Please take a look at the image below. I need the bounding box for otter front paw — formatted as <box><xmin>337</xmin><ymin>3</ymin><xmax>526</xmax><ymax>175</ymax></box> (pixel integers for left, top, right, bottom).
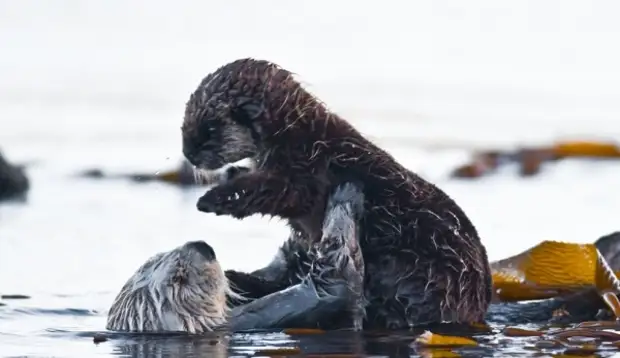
<box><xmin>214</xmin><ymin>165</ymin><xmax>252</xmax><ymax>186</ymax></box>
<box><xmin>197</xmin><ymin>185</ymin><xmax>250</xmax><ymax>218</ymax></box>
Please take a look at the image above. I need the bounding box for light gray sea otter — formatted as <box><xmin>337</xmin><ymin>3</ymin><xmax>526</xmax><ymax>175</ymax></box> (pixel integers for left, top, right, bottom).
<box><xmin>106</xmin><ymin>182</ymin><xmax>366</xmax><ymax>333</ymax></box>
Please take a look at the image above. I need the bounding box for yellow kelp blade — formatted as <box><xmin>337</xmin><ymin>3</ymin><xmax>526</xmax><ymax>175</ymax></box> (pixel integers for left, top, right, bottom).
<box><xmin>552</xmin><ymin>140</ymin><xmax>620</xmax><ymax>159</ymax></box>
<box><xmin>415</xmin><ymin>331</ymin><xmax>478</xmax><ymax>347</ymax></box>
<box><xmin>491</xmin><ymin>241</ymin><xmax>620</xmax><ymax>302</ymax></box>
<box><xmin>156</xmin><ymin>170</ymin><xmax>181</xmax><ymax>184</ymax></box>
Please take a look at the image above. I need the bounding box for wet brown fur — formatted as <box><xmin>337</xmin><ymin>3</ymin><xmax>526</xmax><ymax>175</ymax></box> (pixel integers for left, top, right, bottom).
<box><xmin>182</xmin><ymin>58</ymin><xmax>492</xmax><ymax>328</ymax></box>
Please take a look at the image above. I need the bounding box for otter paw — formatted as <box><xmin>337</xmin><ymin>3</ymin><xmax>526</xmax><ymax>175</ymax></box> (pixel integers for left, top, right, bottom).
<box><xmin>196</xmin><ymin>186</ymin><xmax>248</xmax><ymax>216</ymax></box>
<box><xmin>215</xmin><ymin>165</ymin><xmax>252</xmax><ymax>186</ymax></box>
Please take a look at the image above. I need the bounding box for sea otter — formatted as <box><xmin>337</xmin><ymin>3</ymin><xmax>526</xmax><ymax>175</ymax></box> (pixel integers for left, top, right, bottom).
<box><xmin>181</xmin><ymin>58</ymin><xmax>492</xmax><ymax>329</ymax></box>
<box><xmin>106</xmin><ymin>182</ymin><xmax>366</xmax><ymax>332</ymax></box>
<box><xmin>0</xmin><ymin>149</ymin><xmax>29</xmax><ymax>201</ymax></box>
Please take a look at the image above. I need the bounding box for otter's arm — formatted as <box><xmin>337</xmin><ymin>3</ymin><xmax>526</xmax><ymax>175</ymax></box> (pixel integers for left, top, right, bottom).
<box><xmin>227</xmin><ymin>182</ymin><xmax>366</xmax><ymax>331</ymax></box>
<box><xmin>213</xmin><ymin>166</ymin><xmax>313</xmax><ymax>301</ymax></box>
<box><xmin>196</xmin><ymin>171</ymin><xmax>324</xmax><ymax>219</ymax></box>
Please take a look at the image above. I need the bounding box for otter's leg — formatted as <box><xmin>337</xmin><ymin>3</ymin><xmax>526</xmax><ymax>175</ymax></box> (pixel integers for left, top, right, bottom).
<box><xmin>309</xmin><ymin>182</ymin><xmax>366</xmax><ymax>331</ymax></box>
<box><xmin>224</xmin><ymin>231</ymin><xmax>313</xmax><ymax>306</ymax></box>
<box><xmin>486</xmin><ymin>288</ymin><xmax>611</xmax><ymax>324</ymax></box>
<box><xmin>249</xmin><ymin>232</ymin><xmax>312</xmax><ymax>284</ymax></box>
<box><xmin>196</xmin><ymin>172</ymin><xmax>323</xmax><ymax>219</ymax></box>
<box><xmin>227</xmin><ymin>182</ymin><xmax>365</xmax><ymax>331</ymax></box>
<box><xmin>224</xmin><ymin>270</ymin><xmax>290</xmax><ymax>305</ymax></box>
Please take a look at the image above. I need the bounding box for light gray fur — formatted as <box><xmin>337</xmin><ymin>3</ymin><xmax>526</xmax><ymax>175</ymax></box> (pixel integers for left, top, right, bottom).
<box><xmin>106</xmin><ymin>241</ymin><xmax>241</xmax><ymax>334</ymax></box>
<box><xmin>310</xmin><ymin>182</ymin><xmax>366</xmax><ymax>330</ymax></box>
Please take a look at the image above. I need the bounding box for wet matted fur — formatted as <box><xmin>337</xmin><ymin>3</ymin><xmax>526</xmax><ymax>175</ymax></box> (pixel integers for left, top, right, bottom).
<box><xmin>181</xmin><ymin>58</ymin><xmax>493</xmax><ymax>328</ymax></box>
<box><xmin>227</xmin><ymin>182</ymin><xmax>367</xmax><ymax>330</ymax></box>
<box><xmin>106</xmin><ymin>240</ymin><xmax>235</xmax><ymax>333</ymax></box>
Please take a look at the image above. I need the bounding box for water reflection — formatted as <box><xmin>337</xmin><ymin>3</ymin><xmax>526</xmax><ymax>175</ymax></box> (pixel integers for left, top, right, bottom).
<box><xmin>93</xmin><ymin>330</ymin><xmax>495</xmax><ymax>358</ymax></box>
<box><xmin>108</xmin><ymin>334</ymin><xmax>229</xmax><ymax>358</ymax></box>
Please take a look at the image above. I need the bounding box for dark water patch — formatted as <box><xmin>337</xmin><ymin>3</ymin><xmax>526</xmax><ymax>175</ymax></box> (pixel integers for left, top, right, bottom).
<box><xmin>1</xmin><ymin>294</ymin><xmax>31</xmax><ymax>300</ymax></box>
<box><xmin>51</xmin><ymin>291</ymin><xmax>112</xmax><ymax>298</ymax></box>
<box><xmin>0</xmin><ymin>307</ymin><xmax>100</xmax><ymax>319</ymax></box>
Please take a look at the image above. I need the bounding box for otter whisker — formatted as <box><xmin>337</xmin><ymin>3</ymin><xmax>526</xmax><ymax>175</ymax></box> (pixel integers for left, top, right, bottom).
<box><xmin>192</xmin><ymin>166</ymin><xmax>221</xmax><ymax>186</ymax></box>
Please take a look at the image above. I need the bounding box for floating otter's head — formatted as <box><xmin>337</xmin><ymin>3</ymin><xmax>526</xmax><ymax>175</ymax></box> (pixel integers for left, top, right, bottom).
<box><xmin>181</xmin><ymin>58</ymin><xmax>311</xmax><ymax>171</ymax></box>
<box><xmin>106</xmin><ymin>240</ymin><xmax>237</xmax><ymax>334</ymax></box>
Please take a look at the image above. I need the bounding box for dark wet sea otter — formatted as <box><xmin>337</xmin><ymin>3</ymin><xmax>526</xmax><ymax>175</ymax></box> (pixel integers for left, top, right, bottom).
<box><xmin>181</xmin><ymin>58</ymin><xmax>492</xmax><ymax>328</ymax></box>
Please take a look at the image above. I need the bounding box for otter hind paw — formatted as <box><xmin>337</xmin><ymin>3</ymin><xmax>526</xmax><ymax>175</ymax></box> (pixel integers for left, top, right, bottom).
<box><xmin>319</xmin><ymin>182</ymin><xmax>367</xmax><ymax>331</ymax></box>
<box><xmin>326</xmin><ymin>182</ymin><xmax>365</xmax><ymax>220</ymax></box>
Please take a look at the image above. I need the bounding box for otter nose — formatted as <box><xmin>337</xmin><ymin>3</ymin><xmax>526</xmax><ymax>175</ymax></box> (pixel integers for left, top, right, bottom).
<box><xmin>187</xmin><ymin>240</ymin><xmax>216</xmax><ymax>261</ymax></box>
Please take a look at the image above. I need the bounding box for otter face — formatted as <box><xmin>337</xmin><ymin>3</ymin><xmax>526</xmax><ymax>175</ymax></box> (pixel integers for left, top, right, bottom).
<box><xmin>182</xmin><ymin>58</ymin><xmax>290</xmax><ymax>171</ymax></box>
<box><xmin>106</xmin><ymin>240</ymin><xmax>234</xmax><ymax>333</ymax></box>
<box><xmin>182</xmin><ymin>94</ymin><xmax>260</xmax><ymax>171</ymax></box>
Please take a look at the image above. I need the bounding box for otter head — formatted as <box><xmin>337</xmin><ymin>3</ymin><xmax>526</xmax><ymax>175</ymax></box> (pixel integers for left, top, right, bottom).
<box><xmin>181</xmin><ymin>60</ymin><xmax>266</xmax><ymax>172</ymax></box>
<box><xmin>181</xmin><ymin>58</ymin><xmax>306</xmax><ymax>171</ymax></box>
<box><xmin>106</xmin><ymin>240</ymin><xmax>236</xmax><ymax>334</ymax></box>
<box><xmin>181</xmin><ymin>96</ymin><xmax>260</xmax><ymax>171</ymax></box>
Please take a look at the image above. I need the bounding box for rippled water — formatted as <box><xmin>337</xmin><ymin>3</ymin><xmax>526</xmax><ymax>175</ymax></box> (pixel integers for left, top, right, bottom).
<box><xmin>1</xmin><ymin>0</ymin><xmax>620</xmax><ymax>356</ymax></box>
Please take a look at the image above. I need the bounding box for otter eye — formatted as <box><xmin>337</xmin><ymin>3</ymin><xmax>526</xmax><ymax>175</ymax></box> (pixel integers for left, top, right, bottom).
<box><xmin>199</xmin><ymin>119</ymin><xmax>222</xmax><ymax>137</ymax></box>
<box><xmin>172</xmin><ymin>275</ymin><xmax>187</xmax><ymax>285</ymax></box>
<box><xmin>172</xmin><ymin>267</ymin><xmax>188</xmax><ymax>285</ymax></box>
